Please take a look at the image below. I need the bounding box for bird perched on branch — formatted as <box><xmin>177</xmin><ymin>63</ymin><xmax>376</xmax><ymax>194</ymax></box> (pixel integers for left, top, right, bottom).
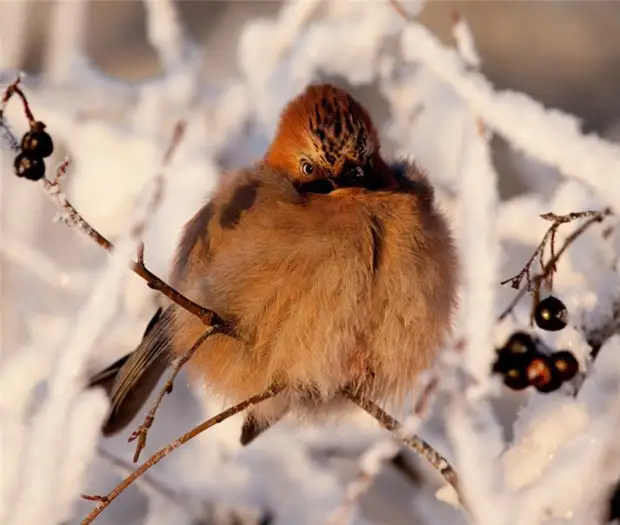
<box><xmin>90</xmin><ymin>83</ymin><xmax>458</xmax><ymax>445</ymax></box>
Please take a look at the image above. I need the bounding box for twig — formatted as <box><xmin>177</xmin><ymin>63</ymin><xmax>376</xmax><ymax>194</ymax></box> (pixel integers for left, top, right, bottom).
<box><xmin>97</xmin><ymin>447</ymin><xmax>271</xmax><ymax>524</ymax></box>
<box><xmin>344</xmin><ymin>390</ymin><xmax>459</xmax><ymax>493</ymax></box>
<box><xmin>500</xmin><ymin>210</ymin><xmax>605</xmax><ymax>291</ymax></box>
<box><xmin>1</xmin><ymin>77</ymin><xmax>224</xmax><ymax>328</ymax></box>
<box><xmin>97</xmin><ymin>448</ymin><xmax>187</xmax><ymax>507</ymax></box>
<box><xmin>330</xmin><ymin>374</ymin><xmax>443</xmax><ymax>525</ymax></box>
<box><xmin>128</xmin><ymin>326</ymin><xmax>221</xmax><ymax>463</ymax></box>
<box><xmin>387</xmin><ymin>0</ymin><xmax>413</xmax><ymax>21</ymax></box>
<box><xmin>80</xmin><ymin>387</ymin><xmax>283</xmax><ymax>525</ymax></box>
<box><xmin>0</xmin><ymin>76</ymin><xmax>35</xmax><ymax>124</ymax></box>
<box><xmin>498</xmin><ymin>208</ymin><xmax>613</xmax><ymax>321</ymax></box>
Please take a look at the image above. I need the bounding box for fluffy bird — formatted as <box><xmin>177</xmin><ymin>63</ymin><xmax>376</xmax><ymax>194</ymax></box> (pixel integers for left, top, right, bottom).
<box><xmin>90</xmin><ymin>84</ymin><xmax>458</xmax><ymax>445</ymax></box>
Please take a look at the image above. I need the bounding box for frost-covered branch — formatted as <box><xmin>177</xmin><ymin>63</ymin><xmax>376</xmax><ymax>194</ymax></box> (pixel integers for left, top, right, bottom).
<box><xmin>395</xmin><ymin>8</ymin><xmax>620</xmax><ymax>211</ymax></box>
<box><xmin>1</xmin><ymin>79</ymin><xmax>224</xmax><ymax>327</ymax></box>
<box><xmin>456</xmin><ymin>118</ymin><xmax>499</xmax><ymax>389</ymax></box>
<box><xmin>3</xmin><ymin>94</ymin><xmax>171</xmax><ymax>524</ymax></box>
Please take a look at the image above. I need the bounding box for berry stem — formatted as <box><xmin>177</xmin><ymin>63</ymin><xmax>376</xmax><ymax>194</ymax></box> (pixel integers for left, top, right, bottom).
<box><xmin>1</xmin><ymin>77</ymin><xmax>36</xmax><ymax>126</ymax></box>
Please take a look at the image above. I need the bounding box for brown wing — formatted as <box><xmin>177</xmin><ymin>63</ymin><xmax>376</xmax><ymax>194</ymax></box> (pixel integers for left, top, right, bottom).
<box><xmin>88</xmin><ymin>306</ymin><xmax>174</xmax><ymax>436</ymax></box>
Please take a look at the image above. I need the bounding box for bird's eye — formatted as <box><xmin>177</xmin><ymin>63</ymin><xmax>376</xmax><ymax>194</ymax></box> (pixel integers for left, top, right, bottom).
<box><xmin>300</xmin><ymin>161</ymin><xmax>314</xmax><ymax>177</ymax></box>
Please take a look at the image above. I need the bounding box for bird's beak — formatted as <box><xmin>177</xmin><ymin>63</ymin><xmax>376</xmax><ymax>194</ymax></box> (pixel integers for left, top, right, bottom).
<box><xmin>334</xmin><ymin>161</ymin><xmax>375</xmax><ymax>190</ymax></box>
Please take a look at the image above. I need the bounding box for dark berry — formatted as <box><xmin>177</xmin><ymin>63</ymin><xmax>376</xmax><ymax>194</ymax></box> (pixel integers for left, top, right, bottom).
<box><xmin>493</xmin><ymin>347</ymin><xmax>528</xmax><ymax>374</ymax></box>
<box><xmin>504</xmin><ymin>331</ymin><xmax>538</xmax><ymax>355</ymax></box>
<box><xmin>503</xmin><ymin>366</ymin><xmax>530</xmax><ymax>390</ymax></box>
<box><xmin>14</xmin><ymin>152</ymin><xmax>45</xmax><ymax>181</ymax></box>
<box><xmin>534</xmin><ymin>296</ymin><xmax>568</xmax><ymax>332</ymax></box>
<box><xmin>492</xmin><ymin>331</ymin><xmax>538</xmax><ymax>373</ymax></box>
<box><xmin>21</xmin><ymin>121</ymin><xmax>54</xmax><ymax>158</ymax></box>
<box><xmin>551</xmin><ymin>350</ymin><xmax>579</xmax><ymax>382</ymax></box>
<box><xmin>526</xmin><ymin>355</ymin><xmax>562</xmax><ymax>393</ymax></box>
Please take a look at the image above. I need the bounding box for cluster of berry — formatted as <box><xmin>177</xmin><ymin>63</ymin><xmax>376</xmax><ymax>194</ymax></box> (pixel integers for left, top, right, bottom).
<box><xmin>13</xmin><ymin>121</ymin><xmax>54</xmax><ymax>181</ymax></box>
<box><xmin>493</xmin><ymin>296</ymin><xmax>578</xmax><ymax>393</ymax></box>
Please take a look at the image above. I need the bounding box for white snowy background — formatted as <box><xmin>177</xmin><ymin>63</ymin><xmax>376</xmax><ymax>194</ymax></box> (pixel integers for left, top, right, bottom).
<box><xmin>1</xmin><ymin>1</ymin><xmax>620</xmax><ymax>525</ymax></box>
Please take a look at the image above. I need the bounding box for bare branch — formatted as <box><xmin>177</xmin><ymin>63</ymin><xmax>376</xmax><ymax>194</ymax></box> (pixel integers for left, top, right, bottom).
<box><xmin>80</xmin><ymin>387</ymin><xmax>283</xmax><ymax>525</ymax></box>
<box><xmin>498</xmin><ymin>208</ymin><xmax>613</xmax><ymax>321</ymax></box>
<box><xmin>128</xmin><ymin>326</ymin><xmax>221</xmax><ymax>463</ymax></box>
<box><xmin>344</xmin><ymin>390</ymin><xmax>459</xmax><ymax>494</ymax></box>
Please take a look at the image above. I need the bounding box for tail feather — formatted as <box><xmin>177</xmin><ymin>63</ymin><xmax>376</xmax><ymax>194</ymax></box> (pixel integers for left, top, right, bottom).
<box><xmin>88</xmin><ymin>306</ymin><xmax>174</xmax><ymax>436</ymax></box>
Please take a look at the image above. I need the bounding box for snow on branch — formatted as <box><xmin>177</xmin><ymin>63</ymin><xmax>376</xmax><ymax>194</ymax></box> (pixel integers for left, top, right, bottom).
<box><xmin>3</xmin><ymin>2</ymin><xmax>620</xmax><ymax>525</ymax></box>
<box><xmin>400</xmin><ymin>22</ymin><xmax>620</xmax><ymax>211</ymax></box>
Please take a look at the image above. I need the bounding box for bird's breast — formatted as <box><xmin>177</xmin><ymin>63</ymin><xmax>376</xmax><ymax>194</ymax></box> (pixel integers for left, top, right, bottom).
<box><xmin>174</xmin><ymin>186</ymin><xmax>454</xmax><ymax>406</ymax></box>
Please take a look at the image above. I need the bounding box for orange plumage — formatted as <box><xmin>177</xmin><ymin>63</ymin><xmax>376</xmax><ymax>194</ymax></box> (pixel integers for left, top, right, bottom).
<box><xmin>89</xmin><ymin>83</ymin><xmax>458</xmax><ymax>444</ymax></box>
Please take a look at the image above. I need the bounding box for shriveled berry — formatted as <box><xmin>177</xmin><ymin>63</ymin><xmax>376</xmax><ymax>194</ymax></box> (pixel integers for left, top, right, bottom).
<box><xmin>526</xmin><ymin>355</ymin><xmax>562</xmax><ymax>393</ymax></box>
<box><xmin>21</xmin><ymin>121</ymin><xmax>54</xmax><ymax>158</ymax></box>
<box><xmin>14</xmin><ymin>152</ymin><xmax>45</xmax><ymax>181</ymax></box>
<box><xmin>551</xmin><ymin>350</ymin><xmax>579</xmax><ymax>382</ymax></box>
<box><xmin>534</xmin><ymin>296</ymin><xmax>568</xmax><ymax>332</ymax></box>
<box><xmin>503</xmin><ymin>366</ymin><xmax>530</xmax><ymax>390</ymax></box>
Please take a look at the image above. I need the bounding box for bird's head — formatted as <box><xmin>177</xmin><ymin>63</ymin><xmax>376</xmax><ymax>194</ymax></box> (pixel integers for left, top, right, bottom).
<box><xmin>265</xmin><ymin>84</ymin><xmax>393</xmax><ymax>194</ymax></box>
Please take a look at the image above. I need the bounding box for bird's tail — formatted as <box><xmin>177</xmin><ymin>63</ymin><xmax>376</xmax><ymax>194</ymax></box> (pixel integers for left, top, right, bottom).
<box><xmin>88</xmin><ymin>306</ymin><xmax>173</xmax><ymax>436</ymax></box>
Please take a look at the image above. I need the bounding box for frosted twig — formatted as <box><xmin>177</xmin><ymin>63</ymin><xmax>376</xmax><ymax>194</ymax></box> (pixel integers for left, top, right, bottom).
<box><xmin>451</xmin><ymin>12</ymin><xmax>481</xmax><ymax>68</ymax></box>
<box><xmin>80</xmin><ymin>387</ymin><xmax>283</xmax><ymax>525</ymax></box>
<box><xmin>4</xmin><ymin>93</ymin><xmax>174</xmax><ymax>523</ymax></box>
<box><xmin>391</xmin><ymin>2</ymin><xmax>620</xmax><ymax>210</ymax></box>
<box><xmin>498</xmin><ymin>208</ymin><xmax>613</xmax><ymax>321</ymax></box>
<box><xmin>1</xmin><ymin>78</ymin><xmax>223</xmax><ymax>327</ymax></box>
<box><xmin>128</xmin><ymin>325</ymin><xmax>222</xmax><ymax>463</ymax></box>
<box><xmin>458</xmin><ymin>116</ymin><xmax>499</xmax><ymax>387</ymax></box>
<box><xmin>143</xmin><ymin>0</ymin><xmax>189</xmax><ymax>72</ymax></box>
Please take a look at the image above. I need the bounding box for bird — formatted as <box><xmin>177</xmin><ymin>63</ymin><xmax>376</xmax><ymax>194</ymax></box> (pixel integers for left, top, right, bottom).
<box><xmin>89</xmin><ymin>83</ymin><xmax>459</xmax><ymax>446</ymax></box>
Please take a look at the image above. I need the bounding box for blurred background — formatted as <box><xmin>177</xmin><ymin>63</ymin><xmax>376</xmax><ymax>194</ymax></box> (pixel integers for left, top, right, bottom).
<box><xmin>2</xmin><ymin>2</ymin><xmax>620</xmax><ymax>525</ymax></box>
<box><xmin>5</xmin><ymin>0</ymin><xmax>620</xmax><ymax>192</ymax></box>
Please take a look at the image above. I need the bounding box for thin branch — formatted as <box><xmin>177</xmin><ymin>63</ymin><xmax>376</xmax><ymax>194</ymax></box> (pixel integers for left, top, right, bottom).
<box><xmin>97</xmin><ymin>448</ymin><xmax>188</xmax><ymax>507</ymax></box>
<box><xmin>500</xmin><ymin>210</ymin><xmax>606</xmax><ymax>291</ymax></box>
<box><xmin>1</xmin><ymin>77</ymin><xmax>224</xmax><ymax>328</ymax></box>
<box><xmin>344</xmin><ymin>390</ymin><xmax>459</xmax><ymax>493</ymax></box>
<box><xmin>98</xmin><ymin>448</ymin><xmax>272</xmax><ymax>525</ymax></box>
<box><xmin>80</xmin><ymin>387</ymin><xmax>283</xmax><ymax>525</ymax></box>
<box><xmin>498</xmin><ymin>208</ymin><xmax>612</xmax><ymax>321</ymax></box>
<box><xmin>387</xmin><ymin>0</ymin><xmax>413</xmax><ymax>21</ymax></box>
<box><xmin>0</xmin><ymin>76</ymin><xmax>35</xmax><ymax>124</ymax></box>
<box><xmin>128</xmin><ymin>325</ymin><xmax>221</xmax><ymax>463</ymax></box>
